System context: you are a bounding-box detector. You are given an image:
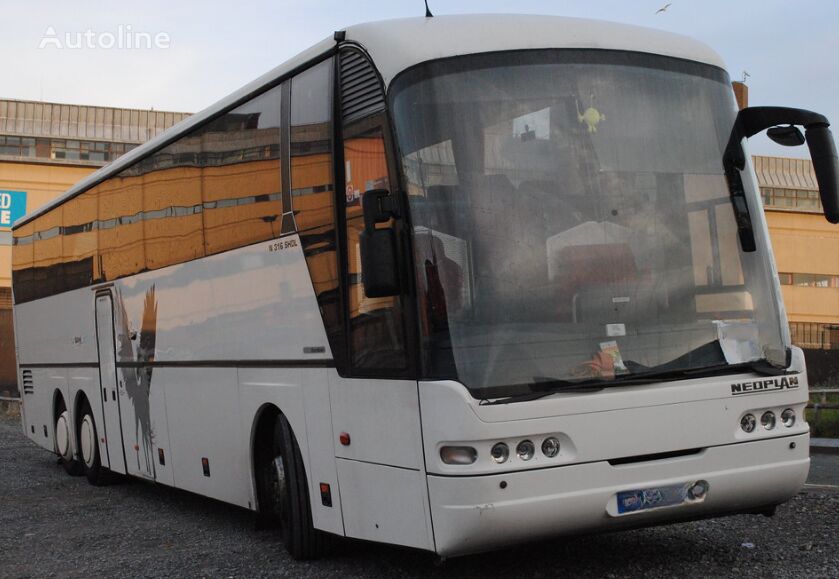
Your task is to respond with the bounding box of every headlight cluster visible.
[441,436,562,465]
[740,408,796,433]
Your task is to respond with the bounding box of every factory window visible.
[762,187,822,211]
[50,139,134,162]
[778,272,839,288]
[0,136,35,157]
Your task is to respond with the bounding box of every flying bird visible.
[655,3,672,14]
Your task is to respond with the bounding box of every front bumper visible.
[428,433,809,556]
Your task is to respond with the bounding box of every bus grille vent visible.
[22,370,34,395]
[340,50,385,125]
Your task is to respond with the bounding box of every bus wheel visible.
[268,414,330,560]
[56,408,84,476]
[78,401,111,486]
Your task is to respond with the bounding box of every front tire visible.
[258,414,330,560]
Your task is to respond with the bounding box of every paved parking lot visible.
[1,413,837,579]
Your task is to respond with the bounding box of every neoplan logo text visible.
[730,376,799,396]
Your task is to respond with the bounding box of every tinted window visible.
[13,85,285,302]
[290,59,343,364]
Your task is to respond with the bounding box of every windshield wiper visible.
[480,358,792,406]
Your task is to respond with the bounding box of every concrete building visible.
[0,99,188,390]
[756,155,839,349]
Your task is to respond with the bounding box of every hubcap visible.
[80,415,96,468]
[55,411,72,461]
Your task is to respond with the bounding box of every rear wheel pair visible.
[257,414,330,560]
[54,400,113,485]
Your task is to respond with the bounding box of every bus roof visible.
[14,14,725,229]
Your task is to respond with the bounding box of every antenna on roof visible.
[425,0,433,17]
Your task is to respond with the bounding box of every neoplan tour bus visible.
[11,15,839,560]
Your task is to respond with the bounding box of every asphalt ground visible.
[1,413,837,579]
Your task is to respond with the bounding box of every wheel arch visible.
[249,402,315,513]
[52,388,67,423]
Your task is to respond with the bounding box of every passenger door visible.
[93,293,127,475]
[327,49,432,551]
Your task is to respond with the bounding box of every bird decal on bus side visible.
[115,285,158,477]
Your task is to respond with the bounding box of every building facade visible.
[755,155,839,350]
[0,99,188,391]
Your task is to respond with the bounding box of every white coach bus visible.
[11,15,839,559]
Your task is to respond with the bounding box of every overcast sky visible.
[2,1,837,156]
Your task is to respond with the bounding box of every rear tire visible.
[258,414,330,560]
[78,401,113,486]
[55,408,84,476]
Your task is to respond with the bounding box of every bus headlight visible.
[490,443,509,464]
[740,413,756,433]
[541,437,560,458]
[781,408,796,428]
[440,446,477,465]
[761,411,776,430]
[516,440,535,461]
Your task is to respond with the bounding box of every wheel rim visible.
[80,415,96,468]
[55,411,73,461]
[263,454,287,522]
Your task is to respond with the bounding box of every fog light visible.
[490,442,509,464]
[516,440,535,461]
[541,437,560,458]
[740,413,756,433]
[761,411,776,430]
[688,480,708,500]
[781,408,796,428]
[440,446,477,465]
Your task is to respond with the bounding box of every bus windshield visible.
[390,50,787,398]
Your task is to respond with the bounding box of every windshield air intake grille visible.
[22,369,34,395]
[340,50,385,125]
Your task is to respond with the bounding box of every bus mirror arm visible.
[359,189,401,298]
[723,106,839,224]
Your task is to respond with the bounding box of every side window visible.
[61,192,98,289]
[340,51,408,371]
[99,175,145,280]
[14,86,286,300]
[201,88,283,255]
[104,84,284,279]
[10,222,35,303]
[290,59,344,364]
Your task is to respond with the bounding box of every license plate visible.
[616,483,690,514]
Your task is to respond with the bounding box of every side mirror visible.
[724,106,839,224]
[805,125,839,223]
[359,189,401,298]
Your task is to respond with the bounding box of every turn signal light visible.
[440,446,478,465]
[761,411,776,430]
